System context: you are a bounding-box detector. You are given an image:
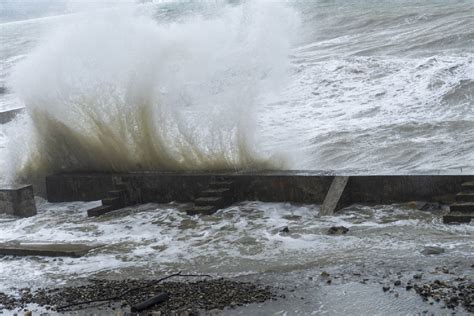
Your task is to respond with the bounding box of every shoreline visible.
[1,263,472,315]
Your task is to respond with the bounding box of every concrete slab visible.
[0,184,37,217]
[0,242,103,257]
[320,176,350,216]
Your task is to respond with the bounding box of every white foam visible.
[6,2,298,183]
[1,200,471,291]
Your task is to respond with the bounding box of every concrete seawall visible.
[46,172,474,205]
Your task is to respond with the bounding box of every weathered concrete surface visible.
[0,242,102,257]
[47,173,115,202]
[0,108,24,124]
[443,181,474,224]
[47,172,334,204]
[87,182,132,217]
[0,185,37,217]
[186,180,235,216]
[320,176,350,216]
[45,172,474,210]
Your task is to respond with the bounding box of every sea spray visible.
[7,2,298,183]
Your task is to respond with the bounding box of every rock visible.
[327,226,349,235]
[413,273,423,279]
[394,280,401,286]
[383,286,390,292]
[421,246,445,255]
[412,278,473,312]
[407,201,442,212]
[320,271,330,278]
[280,226,289,233]
[421,202,441,212]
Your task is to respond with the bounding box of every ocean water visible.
[0,200,472,314]
[0,0,473,182]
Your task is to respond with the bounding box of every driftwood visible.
[131,292,169,312]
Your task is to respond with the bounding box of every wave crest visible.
[7,2,297,182]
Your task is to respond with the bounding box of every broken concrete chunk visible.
[0,242,103,257]
[0,185,37,217]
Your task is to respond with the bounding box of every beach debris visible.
[131,292,169,312]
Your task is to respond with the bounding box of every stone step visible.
[108,190,127,199]
[200,188,232,197]
[87,205,117,217]
[450,202,474,214]
[102,197,123,207]
[194,196,224,207]
[208,181,233,189]
[456,192,474,203]
[443,213,473,224]
[186,206,217,216]
[461,182,474,191]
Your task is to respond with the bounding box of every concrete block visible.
[320,176,350,216]
[0,242,101,257]
[0,185,37,217]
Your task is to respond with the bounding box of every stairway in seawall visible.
[186,180,235,216]
[87,183,130,217]
[443,181,474,224]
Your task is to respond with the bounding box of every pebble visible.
[0,278,277,313]
[413,278,473,312]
